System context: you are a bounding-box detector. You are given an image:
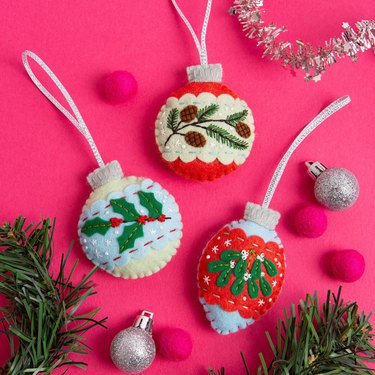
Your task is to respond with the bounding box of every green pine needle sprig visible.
[0,217,107,375]
[209,287,375,375]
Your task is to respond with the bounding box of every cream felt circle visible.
[156,92,255,166]
[78,176,183,279]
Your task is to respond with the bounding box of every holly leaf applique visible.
[117,223,144,254]
[81,217,112,237]
[138,191,163,218]
[110,198,139,221]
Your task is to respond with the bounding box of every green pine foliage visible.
[209,287,375,375]
[0,217,107,374]
[206,125,249,150]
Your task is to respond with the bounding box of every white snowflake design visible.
[258,299,265,306]
[212,245,219,254]
[203,275,211,285]
[224,239,232,247]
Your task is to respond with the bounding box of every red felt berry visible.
[110,217,124,227]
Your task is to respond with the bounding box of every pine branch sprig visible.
[0,217,107,375]
[208,287,375,375]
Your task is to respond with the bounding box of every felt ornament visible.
[23,51,183,279]
[197,96,351,335]
[155,0,255,181]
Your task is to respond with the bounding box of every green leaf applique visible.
[263,258,278,277]
[248,278,259,298]
[234,259,247,278]
[137,191,162,218]
[216,268,232,287]
[206,124,249,150]
[221,250,242,261]
[117,223,144,254]
[208,260,229,273]
[260,276,272,297]
[197,104,219,120]
[225,109,249,126]
[110,198,139,221]
[231,277,246,296]
[251,259,261,279]
[166,108,179,131]
[81,217,112,237]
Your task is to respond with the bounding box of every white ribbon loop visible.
[22,50,105,168]
[171,0,213,66]
[262,95,351,208]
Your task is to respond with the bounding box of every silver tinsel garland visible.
[232,0,375,81]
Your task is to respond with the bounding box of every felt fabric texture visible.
[79,176,183,279]
[155,81,254,181]
[157,328,193,361]
[101,70,138,104]
[293,205,328,238]
[329,249,365,282]
[197,216,285,335]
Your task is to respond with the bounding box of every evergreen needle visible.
[0,217,107,374]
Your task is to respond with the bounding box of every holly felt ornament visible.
[155,0,255,181]
[197,95,351,334]
[23,51,183,279]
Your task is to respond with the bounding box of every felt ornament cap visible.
[197,96,351,334]
[22,51,183,279]
[155,0,254,181]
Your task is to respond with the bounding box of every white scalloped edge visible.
[155,92,255,165]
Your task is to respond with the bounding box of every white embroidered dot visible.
[114,230,119,235]
[242,296,247,301]
[269,298,272,302]
[206,255,211,259]
[83,239,87,243]
[280,273,283,278]
[217,236,221,240]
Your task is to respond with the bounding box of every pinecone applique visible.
[184,131,207,148]
[235,122,251,139]
[180,105,198,123]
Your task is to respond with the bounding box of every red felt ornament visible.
[155,0,255,181]
[197,96,351,334]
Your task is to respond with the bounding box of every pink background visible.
[1,0,375,374]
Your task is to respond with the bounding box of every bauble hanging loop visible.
[306,161,359,210]
[155,1,255,181]
[22,50,183,280]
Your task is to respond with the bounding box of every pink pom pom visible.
[101,71,137,104]
[330,249,365,283]
[157,328,192,361]
[293,206,328,238]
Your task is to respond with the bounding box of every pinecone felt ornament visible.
[23,51,183,279]
[156,65,254,181]
[155,1,255,181]
[197,96,351,334]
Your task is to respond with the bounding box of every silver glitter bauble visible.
[111,311,156,373]
[306,161,359,211]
